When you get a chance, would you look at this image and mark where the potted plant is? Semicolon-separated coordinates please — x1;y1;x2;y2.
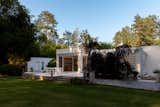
153;70;160;82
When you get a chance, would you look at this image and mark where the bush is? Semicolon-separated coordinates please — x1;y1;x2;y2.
0;64;23;76
90;51;104;72
92;44;138;80
47;59;56;67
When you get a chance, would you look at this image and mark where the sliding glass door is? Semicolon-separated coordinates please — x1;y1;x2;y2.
63;56;78;72
64;56;72;71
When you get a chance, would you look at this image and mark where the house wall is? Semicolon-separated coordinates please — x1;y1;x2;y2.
27;57;52;72
128;48;143;74
141;46;160;77
56;46;160;78
126;46;160;78
56;54;84;72
56;48;87;73
92;46;160;79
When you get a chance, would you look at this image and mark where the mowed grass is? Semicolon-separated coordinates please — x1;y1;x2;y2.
0;77;160;107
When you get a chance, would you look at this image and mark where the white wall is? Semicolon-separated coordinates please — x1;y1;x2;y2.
27;57;52;72
141;46;160;77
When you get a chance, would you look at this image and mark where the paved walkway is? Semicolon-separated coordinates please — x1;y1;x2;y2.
93;79;160;91
24;72;83;78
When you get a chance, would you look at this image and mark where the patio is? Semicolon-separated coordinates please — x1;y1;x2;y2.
93;79;160;91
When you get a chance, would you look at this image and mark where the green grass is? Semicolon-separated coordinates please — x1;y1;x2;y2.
0;77;160;107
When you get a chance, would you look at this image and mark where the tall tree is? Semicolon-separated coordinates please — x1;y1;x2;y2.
132;15;158;46
39;41;56;58
113;15;160;47
154;20;160;45
113;26;133;47
63;29;80;47
99;42;112;49
0;0;36;65
63;30;73;46
79;30;93;48
57;38;65;45
72;28;79;47
36;11;58;42
113;31;122;47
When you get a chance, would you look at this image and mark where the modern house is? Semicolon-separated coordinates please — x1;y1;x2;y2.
100;45;160;79
56;47;87;76
26;47;87;77
26;46;160;79
136;46;160;79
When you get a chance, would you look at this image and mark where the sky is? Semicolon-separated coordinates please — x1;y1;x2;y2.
19;0;160;43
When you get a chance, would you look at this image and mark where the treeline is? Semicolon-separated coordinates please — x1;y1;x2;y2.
34;11;112;57
113;15;160;47
0;0;111;67
1;0;160;68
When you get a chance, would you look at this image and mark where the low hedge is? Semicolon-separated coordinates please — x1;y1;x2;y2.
0;64;23;76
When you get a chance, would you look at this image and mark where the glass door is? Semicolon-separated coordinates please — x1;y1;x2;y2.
64;56;72;72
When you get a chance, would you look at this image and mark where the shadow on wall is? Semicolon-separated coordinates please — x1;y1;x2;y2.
89;44;138;80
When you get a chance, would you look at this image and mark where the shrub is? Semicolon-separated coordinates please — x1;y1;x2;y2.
92;44;138;80
90;51;104;72
47;59;56;67
0;64;23;76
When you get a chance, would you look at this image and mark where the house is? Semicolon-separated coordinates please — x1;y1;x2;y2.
26;46;160;79
56;47;87;77
56;45;160;79
27;57;52;72
124;45;160;79
100;45;160;79
137;45;160;79
26;47;87;78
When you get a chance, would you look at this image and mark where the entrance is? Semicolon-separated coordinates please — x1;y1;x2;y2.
63;56;78;72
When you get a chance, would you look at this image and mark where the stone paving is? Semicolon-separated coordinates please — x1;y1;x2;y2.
93;79;160;91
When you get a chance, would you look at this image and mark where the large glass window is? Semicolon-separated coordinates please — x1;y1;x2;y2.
63;56;78;72
64;56;72;71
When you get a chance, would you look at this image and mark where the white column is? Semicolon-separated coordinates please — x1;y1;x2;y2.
72;56;74;72
78;54;80;72
62;56;64;72
56;55;59;68
78;53;83;73
81;55;83;72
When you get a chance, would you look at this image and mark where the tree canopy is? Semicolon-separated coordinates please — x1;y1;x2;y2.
113;15;160;47
2;0;160;68
0;0;36;65
35;11;58;42
62;29;80;47
99;42;112;49
79;30;94;48
113;26;132;47
132;15;158;46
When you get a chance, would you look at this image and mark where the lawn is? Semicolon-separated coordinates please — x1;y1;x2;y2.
0;77;160;107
